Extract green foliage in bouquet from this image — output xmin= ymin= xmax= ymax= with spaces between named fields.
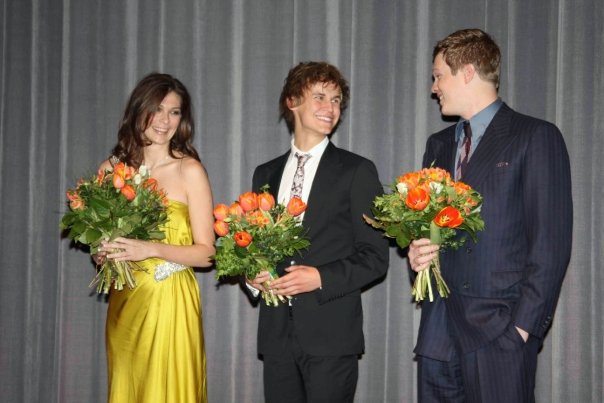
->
xmin=211 ymin=186 xmax=310 ymax=306
xmin=365 ymin=167 xmax=485 ymax=302
xmin=61 ymin=162 xmax=168 ymax=294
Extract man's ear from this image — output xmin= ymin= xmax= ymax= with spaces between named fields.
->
xmin=286 ymin=96 xmax=300 ymax=110
xmin=463 ymin=63 xmax=476 ymax=83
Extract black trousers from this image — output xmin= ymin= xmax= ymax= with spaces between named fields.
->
xmin=418 ymin=325 xmax=541 ymax=403
xmin=262 ymin=315 xmax=358 ymax=403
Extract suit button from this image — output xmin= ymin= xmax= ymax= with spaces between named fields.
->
xmin=463 ymin=282 xmax=470 ymax=289
xmin=466 ymin=247 xmax=472 ymax=254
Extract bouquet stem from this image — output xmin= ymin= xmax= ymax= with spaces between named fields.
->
xmin=260 ymin=267 xmax=290 ymax=307
xmin=411 ymin=222 xmax=451 ymax=302
xmin=89 ymin=257 xmax=146 ymax=294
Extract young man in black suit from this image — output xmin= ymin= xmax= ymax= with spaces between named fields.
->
xmin=248 ymin=61 xmax=389 ymax=403
xmin=409 ymin=29 xmax=572 ymax=402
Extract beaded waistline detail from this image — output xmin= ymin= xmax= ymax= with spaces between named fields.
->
xmin=154 ymin=261 xmax=188 ymax=281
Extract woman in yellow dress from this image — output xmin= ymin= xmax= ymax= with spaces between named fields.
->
xmin=96 ymin=73 xmax=215 ymax=402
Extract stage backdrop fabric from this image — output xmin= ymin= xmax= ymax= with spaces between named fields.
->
xmin=0 ymin=0 xmax=602 ymax=402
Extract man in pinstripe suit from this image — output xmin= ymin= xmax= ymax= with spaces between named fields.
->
xmin=408 ymin=29 xmax=572 ymax=402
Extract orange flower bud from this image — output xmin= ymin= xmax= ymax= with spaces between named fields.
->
xmin=257 ymin=192 xmax=275 ymax=211
xmin=405 ymin=187 xmax=430 ymax=211
xmin=120 ymin=184 xmax=136 ymax=201
xmin=238 ymin=192 xmax=258 ymax=212
xmin=434 ymin=206 xmax=464 ymax=228
xmin=287 ymin=196 xmax=307 ymax=216
xmin=213 ymin=220 xmax=230 ymax=237
xmin=234 ymin=231 xmax=253 ymax=247
xmin=96 ymin=169 xmax=106 ymax=184
xmin=229 ymin=202 xmax=244 ymax=217
xmin=213 ymin=203 xmax=230 ymax=220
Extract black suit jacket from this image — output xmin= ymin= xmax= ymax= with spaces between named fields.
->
xmin=252 ymin=142 xmax=389 ymax=356
xmin=415 ymin=103 xmax=573 ymax=360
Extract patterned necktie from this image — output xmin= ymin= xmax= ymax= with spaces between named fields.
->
xmin=456 ymin=121 xmax=472 ymax=180
xmin=290 ymin=152 xmax=311 ymax=199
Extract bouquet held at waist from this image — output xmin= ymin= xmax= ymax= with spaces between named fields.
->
xmin=364 ymin=167 xmax=484 ymax=302
xmin=212 ymin=186 xmax=310 ymax=306
xmin=61 ymin=162 xmax=168 ymax=294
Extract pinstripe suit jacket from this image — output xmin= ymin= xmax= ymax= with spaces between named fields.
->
xmin=415 ymin=103 xmax=573 ymax=360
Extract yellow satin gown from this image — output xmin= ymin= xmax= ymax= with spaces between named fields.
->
xmin=106 ymin=200 xmax=207 ymax=403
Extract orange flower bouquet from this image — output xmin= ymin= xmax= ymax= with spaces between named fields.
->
xmin=60 ymin=161 xmax=168 ymax=294
xmin=212 ymin=186 xmax=310 ymax=306
xmin=364 ymin=167 xmax=484 ymax=302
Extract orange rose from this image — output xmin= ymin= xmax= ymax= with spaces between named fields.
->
xmin=239 ymin=192 xmax=258 ymax=212
xmin=143 ymin=177 xmax=158 ymax=191
xmin=433 ymin=206 xmax=464 ymax=228
xmin=120 ymin=184 xmax=136 ymax=201
xmin=229 ymin=202 xmax=244 ymax=217
xmin=213 ymin=203 xmax=230 ymax=220
xmin=234 ymin=231 xmax=253 ymax=247
xmin=405 ymin=187 xmax=430 ymax=211
xmin=287 ymin=196 xmax=307 ymax=216
xmin=257 ymin=192 xmax=275 ymax=211
xmin=213 ymin=220 xmax=230 ymax=236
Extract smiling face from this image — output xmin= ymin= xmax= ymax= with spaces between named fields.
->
xmin=289 ymin=81 xmax=342 ymax=141
xmin=431 ymin=52 xmax=469 ymax=118
xmin=143 ymin=91 xmax=182 ymax=146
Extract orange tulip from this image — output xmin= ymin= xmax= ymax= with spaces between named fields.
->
xmin=405 ymin=187 xmax=430 ymax=211
xmin=257 ymin=192 xmax=276 ymax=211
xmin=96 ymin=169 xmax=106 ymax=184
xmin=246 ymin=210 xmax=270 ymax=226
xmin=239 ymin=192 xmax=259 ymax=212
xmin=143 ymin=177 xmax=158 ymax=191
xmin=66 ymin=190 xmax=80 ymax=202
xmin=120 ymin=184 xmax=137 ymax=201
xmin=434 ymin=206 xmax=464 ymax=228
xmin=234 ymin=231 xmax=253 ymax=247
xmin=287 ymin=196 xmax=307 ymax=216
xmin=113 ymin=162 xmax=133 ymax=180
xmin=112 ymin=173 xmax=125 ymax=189
xmin=213 ymin=220 xmax=230 ymax=236
xmin=69 ymin=197 xmax=85 ymax=210
xmin=229 ymin=202 xmax=244 ymax=217
xmin=213 ymin=203 xmax=230 ymax=220
xmin=454 ymin=181 xmax=471 ymax=195
xmin=397 ymin=172 xmax=421 ymax=189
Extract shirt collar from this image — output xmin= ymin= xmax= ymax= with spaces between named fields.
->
xmin=290 ymin=137 xmax=329 ymax=160
xmin=455 ymin=97 xmax=503 ymax=142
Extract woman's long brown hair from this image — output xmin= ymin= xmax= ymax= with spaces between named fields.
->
xmin=111 ymin=73 xmax=200 ymax=167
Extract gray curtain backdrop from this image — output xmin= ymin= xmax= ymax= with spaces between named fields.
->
xmin=1 ymin=0 xmax=602 ymax=402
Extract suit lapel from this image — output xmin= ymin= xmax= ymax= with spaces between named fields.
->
xmin=267 ymin=152 xmax=289 ymax=198
xmin=462 ymin=104 xmax=515 ymax=186
xmin=303 ymin=142 xmax=340 ymax=231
